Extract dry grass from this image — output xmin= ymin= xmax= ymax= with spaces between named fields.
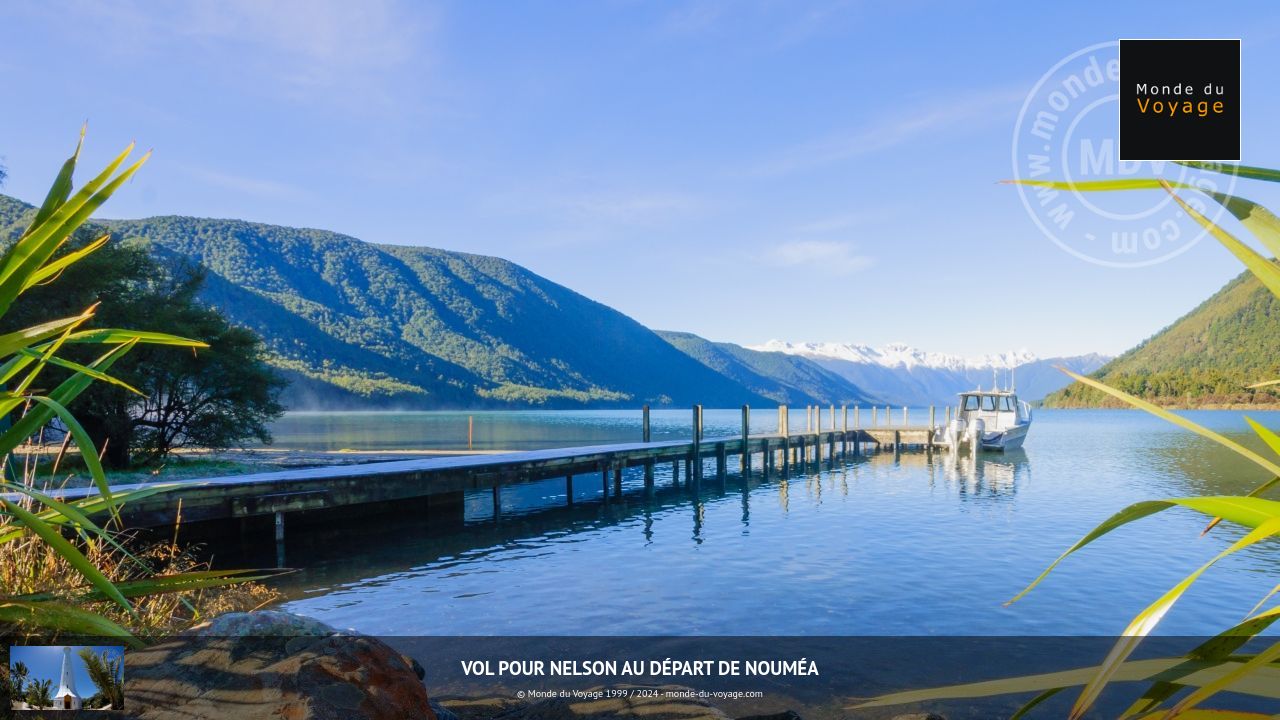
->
xmin=0 ymin=512 xmax=280 ymax=642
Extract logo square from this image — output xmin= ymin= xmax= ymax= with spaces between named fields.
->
xmin=1119 ymin=39 xmax=1240 ymax=161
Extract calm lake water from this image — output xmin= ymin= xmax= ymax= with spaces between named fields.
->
xmin=255 ymin=409 xmax=1280 ymax=637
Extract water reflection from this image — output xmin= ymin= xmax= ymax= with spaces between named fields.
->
xmin=239 ymin=409 xmax=1280 ymax=636
xmin=256 ymin=448 xmax=1031 ymax=605
xmin=943 ymin=448 xmax=1030 ymax=500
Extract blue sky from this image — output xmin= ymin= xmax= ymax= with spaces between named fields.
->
xmin=2 ymin=1 xmax=1280 ymax=357
xmin=10 ymin=645 xmax=123 ymax=698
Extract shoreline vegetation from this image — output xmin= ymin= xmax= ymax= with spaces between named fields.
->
xmin=1042 ymin=398 xmax=1280 ymax=410
xmin=1044 ymin=263 xmax=1280 ymax=409
xmin=0 ymin=133 xmax=279 ymax=652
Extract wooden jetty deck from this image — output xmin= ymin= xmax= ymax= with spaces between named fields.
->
xmin=29 ymin=404 xmax=949 ymax=538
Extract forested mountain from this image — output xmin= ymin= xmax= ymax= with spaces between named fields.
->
xmin=1044 ymin=265 xmax=1280 ymax=407
xmin=0 ymin=193 xmax=773 ymax=409
xmin=655 ymin=331 xmax=877 ymax=406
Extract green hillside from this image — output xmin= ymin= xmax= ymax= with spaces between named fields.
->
xmin=656 ymin=330 xmax=877 ymax=406
xmin=1044 ymin=265 xmax=1280 ymax=407
xmin=1 ymin=194 xmax=780 ymax=409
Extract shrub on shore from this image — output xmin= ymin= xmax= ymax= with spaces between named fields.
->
xmin=0 ymin=130 xmax=277 ymax=646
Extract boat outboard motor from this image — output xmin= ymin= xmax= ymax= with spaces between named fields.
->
xmin=968 ymin=417 xmax=985 ymax=450
xmin=946 ymin=417 xmax=965 ymax=449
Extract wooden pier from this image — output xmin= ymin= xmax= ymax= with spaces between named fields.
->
xmin=30 ymin=404 xmax=946 ymax=537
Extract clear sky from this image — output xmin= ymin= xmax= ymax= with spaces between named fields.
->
xmin=2 ymin=1 xmax=1279 ymax=358
xmin=9 ymin=645 xmax=123 ymax=700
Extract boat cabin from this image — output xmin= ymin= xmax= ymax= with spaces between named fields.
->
xmin=957 ymin=390 xmax=1026 ymax=430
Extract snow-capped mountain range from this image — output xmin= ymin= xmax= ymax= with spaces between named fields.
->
xmin=752 ymin=341 xmax=1041 ymax=371
xmin=748 ymin=341 xmax=1109 ymax=406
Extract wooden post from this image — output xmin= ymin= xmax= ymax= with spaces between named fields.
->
xmin=841 ymin=405 xmax=849 ymax=454
xmin=613 ymin=463 xmax=623 ymax=498
xmin=468 ymin=415 xmax=474 ymax=450
xmin=642 ymin=404 xmax=651 ymax=443
xmin=903 ymin=406 xmax=908 ymax=427
xmin=566 ymin=474 xmax=574 ymax=505
xmin=673 ymin=459 xmax=680 ymax=487
xmin=829 ymin=404 xmax=835 ymax=431
xmin=695 ymin=404 xmax=705 ymax=488
xmin=947 ymin=406 xmax=952 ymax=424
xmin=885 ymin=405 xmax=891 ymax=426
xmin=871 ymin=406 xmax=878 ymax=426
xmin=741 ymin=405 xmax=751 ymax=473
xmin=716 ymin=442 xmax=726 ymax=480
xmin=852 ymin=405 xmax=860 ymax=456
xmin=692 ymin=404 xmax=703 ymax=482
xmin=928 ymin=406 xmax=937 ymax=452
xmin=602 ymin=466 xmax=610 ymax=502
xmin=644 ymin=461 xmax=654 ymax=490
xmin=274 ymin=511 xmax=286 ymax=568
xmin=930 ymin=405 xmax=936 ymax=431
xmin=492 ymin=484 xmax=501 ymax=518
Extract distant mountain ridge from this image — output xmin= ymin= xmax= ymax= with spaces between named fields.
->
xmin=656 ymin=331 xmax=875 ymax=406
xmin=0 ymin=191 xmax=1108 ymax=410
xmin=0 ymin=193 xmax=782 ymax=409
xmin=752 ymin=341 xmax=1041 ymax=371
xmin=1044 ymin=265 xmax=1280 ymax=408
xmin=751 ymin=340 xmax=1109 ymax=405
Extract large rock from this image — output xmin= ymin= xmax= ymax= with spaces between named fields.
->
xmin=125 ymin=610 xmax=435 ymax=720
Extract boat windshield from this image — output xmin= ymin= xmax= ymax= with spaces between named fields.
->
xmin=961 ymin=394 xmax=1018 ymax=412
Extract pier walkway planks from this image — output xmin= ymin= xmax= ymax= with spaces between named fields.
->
xmin=25 ymin=424 xmax=941 ymax=530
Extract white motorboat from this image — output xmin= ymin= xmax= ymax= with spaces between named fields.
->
xmin=940 ymin=387 xmax=1032 ymax=452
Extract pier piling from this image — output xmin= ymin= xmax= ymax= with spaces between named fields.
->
xmin=691 ymin=404 xmax=704 ymax=484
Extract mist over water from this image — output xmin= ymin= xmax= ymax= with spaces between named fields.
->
xmin=251 ymin=409 xmax=1280 ymax=636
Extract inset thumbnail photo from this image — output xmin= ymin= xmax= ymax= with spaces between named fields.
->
xmin=8 ymin=645 xmax=123 ymax=712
